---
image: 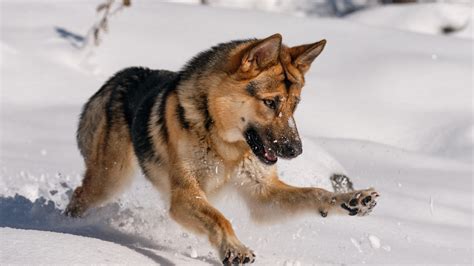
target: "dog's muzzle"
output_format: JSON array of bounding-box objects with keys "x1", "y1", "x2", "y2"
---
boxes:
[{"x1": 244, "y1": 126, "x2": 302, "y2": 165}]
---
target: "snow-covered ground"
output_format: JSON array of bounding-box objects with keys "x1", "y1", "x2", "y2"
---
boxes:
[
  {"x1": 0, "y1": 227, "x2": 161, "y2": 265},
  {"x1": 347, "y1": 2, "x2": 473, "y2": 39},
  {"x1": 1, "y1": 1, "x2": 472, "y2": 265}
]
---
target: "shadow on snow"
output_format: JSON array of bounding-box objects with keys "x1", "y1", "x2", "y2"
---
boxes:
[{"x1": 0, "y1": 194, "x2": 220, "y2": 266}]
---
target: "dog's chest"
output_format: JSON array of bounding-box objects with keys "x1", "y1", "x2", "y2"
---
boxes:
[
  {"x1": 175, "y1": 138, "x2": 227, "y2": 193},
  {"x1": 235, "y1": 155, "x2": 273, "y2": 183},
  {"x1": 192, "y1": 150, "x2": 230, "y2": 193},
  {"x1": 203, "y1": 152, "x2": 276, "y2": 191}
]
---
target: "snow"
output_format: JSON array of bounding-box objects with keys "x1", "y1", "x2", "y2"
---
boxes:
[
  {"x1": 350, "y1": 237, "x2": 363, "y2": 253},
  {"x1": 368, "y1": 234, "x2": 381, "y2": 249},
  {"x1": 188, "y1": 246, "x2": 199, "y2": 258},
  {"x1": 347, "y1": 2, "x2": 473, "y2": 39},
  {"x1": 0, "y1": 227, "x2": 157, "y2": 265},
  {"x1": 1, "y1": 0, "x2": 472, "y2": 265}
]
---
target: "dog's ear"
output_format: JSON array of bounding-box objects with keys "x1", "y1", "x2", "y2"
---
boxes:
[
  {"x1": 290, "y1": 39, "x2": 326, "y2": 73},
  {"x1": 241, "y1": 33, "x2": 282, "y2": 73}
]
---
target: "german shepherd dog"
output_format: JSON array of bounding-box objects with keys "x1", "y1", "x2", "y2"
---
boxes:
[{"x1": 66, "y1": 34, "x2": 379, "y2": 264}]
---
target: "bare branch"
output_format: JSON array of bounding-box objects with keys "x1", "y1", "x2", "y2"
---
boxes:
[{"x1": 84, "y1": 0, "x2": 131, "y2": 48}]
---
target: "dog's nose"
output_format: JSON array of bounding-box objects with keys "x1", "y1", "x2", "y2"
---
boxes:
[{"x1": 281, "y1": 141, "x2": 302, "y2": 158}]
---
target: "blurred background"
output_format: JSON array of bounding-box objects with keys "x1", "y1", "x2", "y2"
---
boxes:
[
  {"x1": 175, "y1": 0, "x2": 472, "y2": 20},
  {"x1": 91, "y1": 0, "x2": 472, "y2": 43}
]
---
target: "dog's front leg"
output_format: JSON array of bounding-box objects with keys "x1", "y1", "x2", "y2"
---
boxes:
[
  {"x1": 239, "y1": 174, "x2": 379, "y2": 220},
  {"x1": 169, "y1": 174, "x2": 255, "y2": 264}
]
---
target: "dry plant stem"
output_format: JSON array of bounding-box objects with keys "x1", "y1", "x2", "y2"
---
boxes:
[{"x1": 84, "y1": 0, "x2": 131, "y2": 48}]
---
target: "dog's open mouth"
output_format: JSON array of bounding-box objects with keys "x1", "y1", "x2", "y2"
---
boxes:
[{"x1": 244, "y1": 126, "x2": 278, "y2": 165}]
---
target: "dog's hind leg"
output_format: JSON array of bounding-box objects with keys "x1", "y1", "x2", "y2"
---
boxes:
[{"x1": 66, "y1": 122, "x2": 136, "y2": 217}]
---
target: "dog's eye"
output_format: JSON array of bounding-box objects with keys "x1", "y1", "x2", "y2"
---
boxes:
[{"x1": 263, "y1": 99, "x2": 277, "y2": 110}]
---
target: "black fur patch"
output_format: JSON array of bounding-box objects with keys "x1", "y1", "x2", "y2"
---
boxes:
[
  {"x1": 284, "y1": 78, "x2": 292, "y2": 92},
  {"x1": 194, "y1": 94, "x2": 213, "y2": 131},
  {"x1": 129, "y1": 70, "x2": 179, "y2": 163},
  {"x1": 101, "y1": 67, "x2": 154, "y2": 133},
  {"x1": 202, "y1": 96, "x2": 213, "y2": 131},
  {"x1": 132, "y1": 90, "x2": 160, "y2": 163},
  {"x1": 246, "y1": 82, "x2": 257, "y2": 96},
  {"x1": 121, "y1": 68, "x2": 156, "y2": 125},
  {"x1": 176, "y1": 103, "x2": 190, "y2": 129}
]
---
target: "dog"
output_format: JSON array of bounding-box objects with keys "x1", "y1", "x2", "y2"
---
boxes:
[{"x1": 66, "y1": 33, "x2": 379, "y2": 265}]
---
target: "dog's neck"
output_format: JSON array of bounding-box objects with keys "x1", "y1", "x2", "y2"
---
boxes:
[{"x1": 211, "y1": 132, "x2": 249, "y2": 164}]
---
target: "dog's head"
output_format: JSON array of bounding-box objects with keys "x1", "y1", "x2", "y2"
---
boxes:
[{"x1": 210, "y1": 34, "x2": 326, "y2": 165}]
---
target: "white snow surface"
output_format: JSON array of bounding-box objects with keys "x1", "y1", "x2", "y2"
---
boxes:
[
  {"x1": 1, "y1": 1, "x2": 472, "y2": 265},
  {"x1": 0, "y1": 227, "x2": 158, "y2": 265},
  {"x1": 347, "y1": 2, "x2": 473, "y2": 39}
]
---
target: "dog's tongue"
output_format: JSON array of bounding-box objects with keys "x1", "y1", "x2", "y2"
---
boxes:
[{"x1": 264, "y1": 147, "x2": 277, "y2": 162}]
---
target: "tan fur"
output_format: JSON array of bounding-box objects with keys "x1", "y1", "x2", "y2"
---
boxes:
[
  {"x1": 68, "y1": 116, "x2": 136, "y2": 214},
  {"x1": 66, "y1": 34, "x2": 379, "y2": 264}
]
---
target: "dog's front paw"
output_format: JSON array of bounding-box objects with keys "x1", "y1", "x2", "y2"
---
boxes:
[
  {"x1": 221, "y1": 242, "x2": 255, "y2": 265},
  {"x1": 337, "y1": 188, "x2": 379, "y2": 216}
]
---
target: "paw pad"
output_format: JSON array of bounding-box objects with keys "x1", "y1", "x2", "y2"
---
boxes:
[
  {"x1": 222, "y1": 248, "x2": 255, "y2": 265},
  {"x1": 341, "y1": 189, "x2": 379, "y2": 216}
]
